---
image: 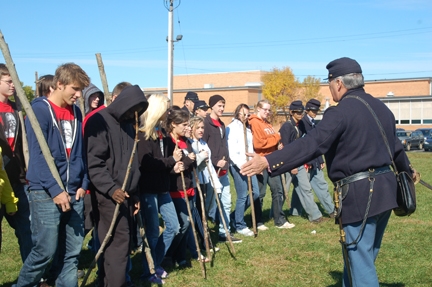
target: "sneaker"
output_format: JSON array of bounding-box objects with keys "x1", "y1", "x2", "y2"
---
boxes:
[
  {"x1": 276, "y1": 222, "x2": 296, "y2": 229},
  {"x1": 257, "y1": 224, "x2": 269, "y2": 231},
  {"x1": 237, "y1": 227, "x2": 254, "y2": 237},
  {"x1": 219, "y1": 234, "x2": 242, "y2": 243},
  {"x1": 210, "y1": 246, "x2": 220, "y2": 252},
  {"x1": 156, "y1": 267, "x2": 169, "y2": 279},
  {"x1": 148, "y1": 274, "x2": 165, "y2": 285}
]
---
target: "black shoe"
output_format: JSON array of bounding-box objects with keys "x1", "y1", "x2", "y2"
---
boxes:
[
  {"x1": 311, "y1": 217, "x2": 329, "y2": 224},
  {"x1": 218, "y1": 234, "x2": 242, "y2": 243}
]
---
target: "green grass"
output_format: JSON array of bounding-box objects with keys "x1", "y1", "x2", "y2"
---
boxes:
[{"x1": 1, "y1": 152, "x2": 431, "y2": 287}]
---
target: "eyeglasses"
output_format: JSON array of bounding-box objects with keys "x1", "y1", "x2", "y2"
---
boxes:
[
  {"x1": 240, "y1": 113, "x2": 250, "y2": 117},
  {"x1": 1, "y1": 80, "x2": 14, "y2": 86},
  {"x1": 260, "y1": 108, "x2": 270, "y2": 112}
]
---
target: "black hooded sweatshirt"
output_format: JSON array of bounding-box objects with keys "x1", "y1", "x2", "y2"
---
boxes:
[{"x1": 85, "y1": 85, "x2": 148, "y2": 197}]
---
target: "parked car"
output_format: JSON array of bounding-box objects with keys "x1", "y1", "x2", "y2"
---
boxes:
[
  {"x1": 416, "y1": 128, "x2": 432, "y2": 140},
  {"x1": 396, "y1": 131, "x2": 424, "y2": 151},
  {"x1": 424, "y1": 137, "x2": 432, "y2": 151}
]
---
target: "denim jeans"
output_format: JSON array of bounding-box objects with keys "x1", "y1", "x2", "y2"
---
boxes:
[
  {"x1": 257, "y1": 169, "x2": 287, "y2": 226},
  {"x1": 308, "y1": 167, "x2": 335, "y2": 214},
  {"x1": 16, "y1": 189, "x2": 84, "y2": 287},
  {"x1": 217, "y1": 174, "x2": 232, "y2": 236},
  {"x1": 342, "y1": 210, "x2": 391, "y2": 287},
  {"x1": 203, "y1": 182, "x2": 217, "y2": 221},
  {"x1": 2, "y1": 183, "x2": 32, "y2": 263},
  {"x1": 140, "y1": 192, "x2": 179, "y2": 277},
  {"x1": 229, "y1": 165, "x2": 259, "y2": 230},
  {"x1": 166, "y1": 197, "x2": 191, "y2": 263},
  {"x1": 288, "y1": 166, "x2": 323, "y2": 221}
]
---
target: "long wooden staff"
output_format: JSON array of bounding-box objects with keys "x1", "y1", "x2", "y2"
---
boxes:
[
  {"x1": 0, "y1": 30, "x2": 64, "y2": 191},
  {"x1": 95, "y1": 53, "x2": 112, "y2": 105},
  {"x1": 81, "y1": 112, "x2": 144, "y2": 286},
  {"x1": 174, "y1": 136, "x2": 206, "y2": 279},
  {"x1": 136, "y1": 209, "x2": 156, "y2": 275},
  {"x1": 281, "y1": 173, "x2": 291, "y2": 209},
  {"x1": 205, "y1": 160, "x2": 236, "y2": 256},
  {"x1": 206, "y1": 155, "x2": 224, "y2": 216},
  {"x1": 192, "y1": 141, "x2": 212, "y2": 260},
  {"x1": 14, "y1": 97, "x2": 29, "y2": 169},
  {"x1": 242, "y1": 112, "x2": 257, "y2": 237}
]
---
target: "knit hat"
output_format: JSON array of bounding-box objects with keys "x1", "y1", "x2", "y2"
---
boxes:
[
  {"x1": 289, "y1": 100, "x2": 304, "y2": 112},
  {"x1": 305, "y1": 99, "x2": 321, "y2": 111},
  {"x1": 209, "y1": 95, "x2": 225, "y2": 108},
  {"x1": 325, "y1": 57, "x2": 362, "y2": 80}
]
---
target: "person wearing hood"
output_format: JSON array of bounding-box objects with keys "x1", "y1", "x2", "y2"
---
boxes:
[
  {"x1": 85, "y1": 85, "x2": 148, "y2": 287},
  {"x1": 16, "y1": 63, "x2": 90, "y2": 287},
  {"x1": 82, "y1": 83, "x2": 104, "y2": 115}
]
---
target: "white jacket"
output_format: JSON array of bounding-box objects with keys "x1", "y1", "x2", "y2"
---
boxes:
[
  {"x1": 226, "y1": 118, "x2": 254, "y2": 168},
  {"x1": 189, "y1": 138, "x2": 222, "y2": 192}
]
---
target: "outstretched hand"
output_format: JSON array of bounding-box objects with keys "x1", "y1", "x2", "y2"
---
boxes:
[{"x1": 240, "y1": 153, "x2": 269, "y2": 176}]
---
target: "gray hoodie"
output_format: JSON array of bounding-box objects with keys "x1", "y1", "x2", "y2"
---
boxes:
[{"x1": 82, "y1": 83, "x2": 104, "y2": 115}]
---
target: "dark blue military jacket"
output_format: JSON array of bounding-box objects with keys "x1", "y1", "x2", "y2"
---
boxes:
[
  {"x1": 299, "y1": 115, "x2": 325, "y2": 169},
  {"x1": 266, "y1": 88, "x2": 411, "y2": 224}
]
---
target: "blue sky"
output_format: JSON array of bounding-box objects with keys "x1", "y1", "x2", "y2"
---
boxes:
[{"x1": 1, "y1": 0, "x2": 431, "y2": 92}]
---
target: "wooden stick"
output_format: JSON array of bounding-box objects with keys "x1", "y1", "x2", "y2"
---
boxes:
[
  {"x1": 281, "y1": 173, "x2": 291, "y2": 209},
  {"x1": 0, "y1": 30, "x2": 64, "y2": 190},
  {"x1": 192, "y1": 166, "x2": 212, "y2": 261},
  {"x1": 81, "y1": 112, "x2": 141, "y2": 286},
  {"x1": 136, "y1": 210, "x2": 156, "y2": 275},
  {"x1": 95, "y1": 53, "x2": 111, "y2": 105},
  {"x1": 174, "y1": 137, "x2": 206, "y2": 278},
  {"x1": 14, "y1": 97, "x2": 29, "y2": 169},
  {"x1": 242, "y1": 112, "x2": 257, "y2": 237},
  {"x1": 205, "y1": 160, "x2": 236, "y2": 256}
]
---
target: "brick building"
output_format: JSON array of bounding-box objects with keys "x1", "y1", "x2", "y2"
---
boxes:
[{"x1": 143, "y1": 71, "x2": 432, "y2": 130}]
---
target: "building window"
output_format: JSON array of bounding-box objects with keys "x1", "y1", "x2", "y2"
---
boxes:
[
  {"x1": 400, "y1": 120, "x2": 410, "y2": 124},
  {"x1": 412, "y1": 119, "x2": 421, "y2": 124}
]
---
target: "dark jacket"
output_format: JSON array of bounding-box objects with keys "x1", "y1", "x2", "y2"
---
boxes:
[
  {"x1": 0, "y1": 100, "x2": 26, "y2": 184},
  {"x1": 166, "y1": 135, "x2": 195, "y2": 197},
  {"x1": 137, "y1": 129, "x2": 177, "y2": 194},
  {"x1": 267, "y1": 88, "x2": 411, "y2": 224},
  {"x1": 85, "y1": 85, "x2": 148, "y2": 197},
  {"x1": 279, "y1": 117, "x2": 301, "y2": 146},
  {"x1": 202, "y1": 114, "x2": 229, "y2": 171},
  {"x1": 25, "y1": 97, "x2": 89, "y2": 197},
  {"x1": 299, "y1": 115, "x2": 325, "y2": 169}
]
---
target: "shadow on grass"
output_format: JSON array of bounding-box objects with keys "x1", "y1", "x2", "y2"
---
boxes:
[{"x1": 326, "y1": 271, "x2": 407, "y2": 287}]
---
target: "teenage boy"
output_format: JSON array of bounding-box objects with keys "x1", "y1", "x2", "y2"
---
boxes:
[
  {"x1": 0, "y1": 64, "x2": 32, "y2": 263},
  {"x1": 202, "y1": 95, "x2": 241, "y2": 243},
  {"x1": 279, "y1": 100, "x2": 326, "y2": 223},
  {"x1": 15, "y1": 63, "x2": 90, "y2": 287},
  {"x1": 85, "y1": 85, "x2": 148, "y2": 287}
]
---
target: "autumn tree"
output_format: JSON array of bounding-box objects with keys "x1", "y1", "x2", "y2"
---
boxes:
[
  {"x1": 261, "y1": 67, "x2": 300, "y2": 123},
  {"x1": 299, "y1": 75, "x2": 322, "y2": 103}
]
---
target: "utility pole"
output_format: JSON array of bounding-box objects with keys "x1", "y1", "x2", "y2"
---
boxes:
[{"x1": 166, "y1": 0, "x2": 182, "y2": 103}]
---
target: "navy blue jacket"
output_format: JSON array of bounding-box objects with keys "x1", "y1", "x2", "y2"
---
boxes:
[
  {"x1": 267, "y1": 88, "x2": 411, "y2": 224},
  {"x1": 25, "y1": 97, "x2": 89, "y2": 198},
  {"x1": 299, "y1": 115, "x2": 325, "y2": 169}
]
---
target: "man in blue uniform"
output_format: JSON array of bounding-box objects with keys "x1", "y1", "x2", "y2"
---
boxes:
[
  {"x1": 298, "y1": 99, "x2": 335, "y2": 218},
  {"x1": 241, "y1": 57, "x2": 414, "y2": 287}
]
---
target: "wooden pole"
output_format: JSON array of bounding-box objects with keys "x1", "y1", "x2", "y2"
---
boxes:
[
  {"x1": 205, "y1": 160, "x2": 236, "y2": 256},
  {"x1": 95, "y1": 53, "x2": 111, "y2": 105},
  {"x1": 14, "y1": 97, "x2": 29, "y2": 169},
  {"x1": 174, "y1": 137, "x2": 206, "y2": 278},
  {"x1": 136, "y1": 210, "x2": 156, "y2": 275},
  {"x1": 81, "y1": 112, "x2": 142, "y2": 286},
  {"x1": 242, "y1": 111, "x2": 257, "y2": 237},
  {"x1": 34, "y1": 71, "x2": 39, "y2": 97},
  {"x1": 0, "y1": 30, "x2": 64, "y2": 191}
]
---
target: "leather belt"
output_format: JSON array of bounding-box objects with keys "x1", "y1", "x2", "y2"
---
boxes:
[{"x1": 334, "y1": 166, "x2": 392, "y2": 187}]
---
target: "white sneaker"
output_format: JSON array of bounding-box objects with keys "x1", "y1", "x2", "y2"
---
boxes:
[
  {"x1": 237, "y1": 227, "x2": 254, "y2": 236},
  {"x1": 276, "y1": 222, "x2": 295, "y2": 229},
  {"x1": 257, "y1": 224, "x2": 269, "y2": 231}
]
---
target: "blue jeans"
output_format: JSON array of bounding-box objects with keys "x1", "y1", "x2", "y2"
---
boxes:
[
  {"x1": 140, "y1": 192, "x2": 179, "y2": 277},
  {"x1": 308, "y1": 167, "x2": 335, "y2": 214},
  {"x1": 257, "y1": 169, "x2": 287, "y2": 226},
  {"x1": 166, "y1": 197, "x2": 191, "y2": 263},
  {"x1": 2, "y1": 183, "x2": 32, "y2": 263},
  {"x1": 288, "y1": 166, "x2": 322, "y2": 221},
  {"x1": 229, "y1": 165, "x2": 259, "y2": 230},
  {"x1": 342, "y1": 210, "x2": 391, "y2": 287},
  {"x1": 16, "y1": 189, "x2": 84, "y2": 287},
  {"x1": 217, "y1": 174, "x2": 232, "y2": 236},
  {"x1": 203, "y1": 182, "x2": 217, "y2": 221}
]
